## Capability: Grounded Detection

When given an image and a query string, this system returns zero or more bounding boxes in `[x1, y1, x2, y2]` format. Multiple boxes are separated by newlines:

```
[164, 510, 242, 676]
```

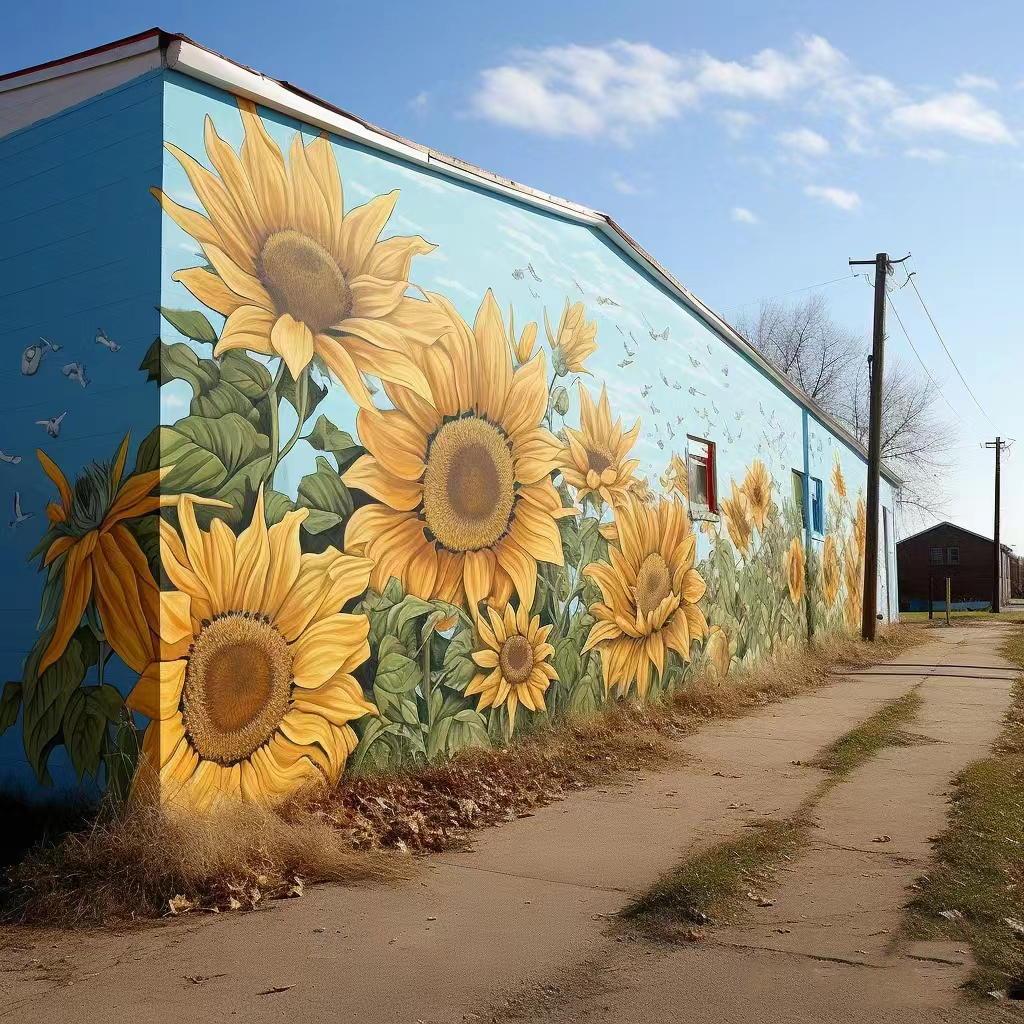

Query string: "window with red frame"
[686, 436, 717, 512]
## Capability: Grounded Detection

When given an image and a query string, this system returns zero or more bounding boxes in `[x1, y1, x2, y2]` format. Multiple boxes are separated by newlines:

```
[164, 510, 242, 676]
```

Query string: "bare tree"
[736, 293, 955, 522]
[735, 293, 862, 411]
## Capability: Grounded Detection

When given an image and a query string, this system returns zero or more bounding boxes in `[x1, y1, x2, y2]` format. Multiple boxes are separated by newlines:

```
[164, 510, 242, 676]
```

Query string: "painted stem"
[264, 362, 287, 485]
[276, 371, 309, 470]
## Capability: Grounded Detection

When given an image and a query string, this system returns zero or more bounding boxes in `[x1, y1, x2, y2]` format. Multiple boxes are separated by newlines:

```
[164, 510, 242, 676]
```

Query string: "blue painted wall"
[0, 72, 164, 798]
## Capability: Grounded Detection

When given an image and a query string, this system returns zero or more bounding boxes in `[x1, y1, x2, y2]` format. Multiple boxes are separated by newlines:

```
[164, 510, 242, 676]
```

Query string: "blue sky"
[4, 0, 1022, 547]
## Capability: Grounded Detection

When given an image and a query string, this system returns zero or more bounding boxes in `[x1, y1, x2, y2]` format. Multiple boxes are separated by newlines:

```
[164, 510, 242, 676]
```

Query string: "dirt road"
[1, 625, 1019, 1023]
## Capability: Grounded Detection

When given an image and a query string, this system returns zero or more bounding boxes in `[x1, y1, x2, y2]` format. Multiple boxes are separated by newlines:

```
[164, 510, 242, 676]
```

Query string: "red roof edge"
[0, 27, 173, 84]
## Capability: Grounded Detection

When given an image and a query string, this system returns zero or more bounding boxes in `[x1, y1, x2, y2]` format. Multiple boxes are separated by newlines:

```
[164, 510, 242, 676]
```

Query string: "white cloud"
[719, 109, 756, 139]
[610, 172, 639, 194]
[804, 184, 861, 211]
[888, 92, 1015, 144]
[777, 126, 830, 156]
[409, 91, 430, 112]
[955, 72, 998, 90]
[905, 146, 948, 162]
[692, 35, 846, 100]
[472, 41, 694, 143]
[431, 276, 479, 301]
[731, 206, 759, 224]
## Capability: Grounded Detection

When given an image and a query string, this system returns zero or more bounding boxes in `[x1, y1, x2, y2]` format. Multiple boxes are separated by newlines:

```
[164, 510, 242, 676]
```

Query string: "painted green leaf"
[385, 595, 435, 647]
[440, 628, 476, 692]
[553, 635, 582, 689]
[558, 516, 581, 569]
[0, 681, 21, 734]
[21, 628, 96, 785]
[62, 684, 122, 781]
[157, 413, 269, 496]
[374, 635, 421, 705]
[551, 385, 570, 417]
[280, 367, 327, 424]
[578, 516, 606, 568]
[140, 339, 220, 394]
[263, 489, 296, 526]
[157, 305, 218, 344]
[191, 380, 260, 425]
[296, 456, 354, 534]
[218, 351, 272, 399]
[302, 414, 365, 471]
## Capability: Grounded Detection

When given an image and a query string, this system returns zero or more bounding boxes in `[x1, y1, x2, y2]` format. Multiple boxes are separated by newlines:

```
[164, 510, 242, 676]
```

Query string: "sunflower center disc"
[182, 613, 293, 766]
[422, 417, 515, 552]
[635, 552, 672, 616]
[587, 444, 615, 474]
[258, 229, 349, 331]
[499, 634, 534, 685]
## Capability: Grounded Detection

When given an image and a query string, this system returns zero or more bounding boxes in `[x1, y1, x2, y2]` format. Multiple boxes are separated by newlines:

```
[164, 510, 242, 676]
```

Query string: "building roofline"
[897, 520, 997, 547]
[1, 29, 902, 488]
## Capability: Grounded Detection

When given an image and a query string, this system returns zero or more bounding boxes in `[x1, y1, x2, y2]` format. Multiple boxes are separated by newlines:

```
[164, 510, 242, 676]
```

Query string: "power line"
[905, 273, 998, 432]
[719, 273, 857, 313]
[885, 292, 980, 437]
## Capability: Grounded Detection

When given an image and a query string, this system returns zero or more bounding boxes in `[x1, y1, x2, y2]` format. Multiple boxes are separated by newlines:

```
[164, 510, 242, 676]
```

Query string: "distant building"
[897, 521, 1016, 611]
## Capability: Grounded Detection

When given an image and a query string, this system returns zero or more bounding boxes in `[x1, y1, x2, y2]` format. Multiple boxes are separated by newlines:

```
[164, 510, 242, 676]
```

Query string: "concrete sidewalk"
[0, 625, 1018, 1023]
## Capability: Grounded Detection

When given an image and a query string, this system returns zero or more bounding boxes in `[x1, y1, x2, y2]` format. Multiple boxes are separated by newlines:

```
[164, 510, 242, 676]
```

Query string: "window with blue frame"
[810, 476, 824, 534]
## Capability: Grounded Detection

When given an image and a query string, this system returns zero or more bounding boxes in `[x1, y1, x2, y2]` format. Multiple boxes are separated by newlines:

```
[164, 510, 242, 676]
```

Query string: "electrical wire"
[718, 273, 857, 313]
[906, 273, 998, 432]
[885, 292, 980, 437]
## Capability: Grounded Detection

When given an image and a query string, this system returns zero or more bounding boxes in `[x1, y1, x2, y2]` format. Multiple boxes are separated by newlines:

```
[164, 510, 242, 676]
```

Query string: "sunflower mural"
[1, 90, 881, 806]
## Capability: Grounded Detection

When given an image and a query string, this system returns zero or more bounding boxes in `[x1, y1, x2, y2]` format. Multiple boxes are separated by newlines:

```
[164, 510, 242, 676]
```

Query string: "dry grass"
[2, 799, 405, 927]
[905, 624, 1024, 998]
[2, 623, 923, 928]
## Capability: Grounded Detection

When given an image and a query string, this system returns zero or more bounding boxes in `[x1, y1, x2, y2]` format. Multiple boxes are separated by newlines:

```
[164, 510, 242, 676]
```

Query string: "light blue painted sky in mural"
[4, 0, 1021, 545]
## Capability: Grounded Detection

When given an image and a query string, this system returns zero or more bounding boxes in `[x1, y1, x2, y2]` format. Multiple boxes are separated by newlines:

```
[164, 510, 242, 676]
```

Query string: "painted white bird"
[10, 492, 32, 527]
[39, 336, 62, 353]
[0, 451, 22, 465]
[36, 411, 67, 438]
[62, 362, 90, 387]
[95, 327, 120, 352]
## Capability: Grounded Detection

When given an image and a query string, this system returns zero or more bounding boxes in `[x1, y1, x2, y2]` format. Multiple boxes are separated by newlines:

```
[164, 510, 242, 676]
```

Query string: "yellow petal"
[214, 305, 277, 358]
[338, 190, 399, 274]
[271, 313, 315, 378]
[291, 613, 369, 688]
[126, 659, 187, 721]
[237, 97, 289, 234]
[37, 448, 71, 512]
[39, 537, 95, 673]
[231, 489, 272, 611]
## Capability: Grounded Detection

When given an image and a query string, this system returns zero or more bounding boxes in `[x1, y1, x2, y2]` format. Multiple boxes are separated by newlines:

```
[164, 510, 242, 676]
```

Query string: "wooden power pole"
[848, 252, 910, 640]
[985, 437, 1012, 613]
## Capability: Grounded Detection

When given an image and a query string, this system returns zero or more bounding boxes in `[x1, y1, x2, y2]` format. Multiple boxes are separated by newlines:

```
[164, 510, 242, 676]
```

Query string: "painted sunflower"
[508, 304, 538, 364]
[843, 544, 863, 629]
[466, 603, 557, 734]
[831, 453, 847, 500]
[741, 459, 772, 532]
[720, 480, 753, 555]
[344, 289, 573, 614]
[822, 534, 841, 606]
[783, 536, 806, 606]
[561, 382, 641, 508]
[126, 491, 376, 810]
[545, 299, 597, 376]
[659, 451, 688, 500]
[34, 436, 169, 674]
[582, 495, 708, 698]
[153, 98, 449, 406]
[854, 496, 867, 558]
[706, 625, 732, 680]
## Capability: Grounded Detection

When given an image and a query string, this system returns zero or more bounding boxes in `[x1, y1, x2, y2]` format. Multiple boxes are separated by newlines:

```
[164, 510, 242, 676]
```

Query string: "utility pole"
[984, 437, 1012, 613]
[849, 252, 911, 641]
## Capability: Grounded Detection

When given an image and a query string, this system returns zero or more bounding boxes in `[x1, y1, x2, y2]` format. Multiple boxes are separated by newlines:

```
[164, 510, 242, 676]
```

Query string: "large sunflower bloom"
[784, 536, 806, 606]
[126, 491, 376, 810]
[344, 289, 573, 613]
[35, 436, 170, 674]
[467, 603, 557, 734]
[153, 98, 449, 406]
[720, 481, 753, 555]
[741, 459, 772, 532]
[822, 534, 841, 606]
[582, 495, 708, 698]
[561, 383, 641, 507]
[545, 299, 597, 376]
